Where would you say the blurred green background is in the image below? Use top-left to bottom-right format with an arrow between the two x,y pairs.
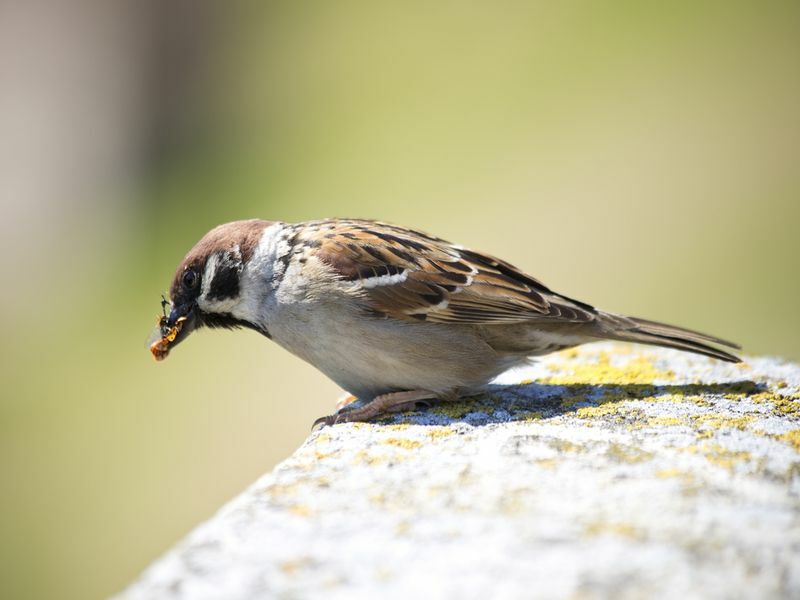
1,1 -> 798,598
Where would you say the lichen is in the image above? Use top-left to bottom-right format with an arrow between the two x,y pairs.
431,399 -> 495,419
691,414 -> 754,431
383,438 -> 422,450
780,429 -> 800,452
351,450 -> 385,466
646,416 -> 686,427
583,521 -> 643,540
278,556 -> 315,575
542,351 -> 675,386
314,451 -> 338,461
575,404 -> 645,426
605,443 -> 654,464
683,443 -> 752,470
547,439 -> 582,453
288,504 -> 314,517
384,423 -> 411,431
516,410 -> 544,421
427,427 -> 456,439
655,468 -> 690,479
746,391 -> 800,418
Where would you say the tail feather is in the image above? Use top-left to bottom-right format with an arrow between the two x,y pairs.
599,313 -> 742,363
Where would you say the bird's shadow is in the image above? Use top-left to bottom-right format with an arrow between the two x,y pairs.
380,379 -> 766,428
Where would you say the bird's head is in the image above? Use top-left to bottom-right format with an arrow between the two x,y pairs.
149,219 -> 273,360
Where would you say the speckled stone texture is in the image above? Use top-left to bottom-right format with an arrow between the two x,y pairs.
118,343 -> 800,600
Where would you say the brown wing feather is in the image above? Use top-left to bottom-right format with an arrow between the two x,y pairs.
299,219 -> 598,325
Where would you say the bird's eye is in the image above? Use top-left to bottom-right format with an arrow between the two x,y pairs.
182,269 -> 199,290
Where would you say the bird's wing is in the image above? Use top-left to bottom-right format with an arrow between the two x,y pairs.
297,219 -> 598,324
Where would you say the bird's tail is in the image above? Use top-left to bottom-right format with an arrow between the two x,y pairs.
597,312 -> 741,363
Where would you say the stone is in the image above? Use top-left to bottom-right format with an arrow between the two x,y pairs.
117,343 -> 800,599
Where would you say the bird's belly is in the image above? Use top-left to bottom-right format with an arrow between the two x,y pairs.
265,301 -> 509,399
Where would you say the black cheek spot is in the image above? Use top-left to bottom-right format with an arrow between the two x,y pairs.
208,264 -> 240,301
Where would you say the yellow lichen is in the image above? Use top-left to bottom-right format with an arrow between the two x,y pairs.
383,438 -> 422,450
288,504 -> 314,517
351,450 -> 384,466
395,521 -> 412,536
279,556 -> 314,574
583,521 -> 642,540
547,439 -> 582,453
606,442 -> 654,464
655,468 -> 688,479
691,414 -> 753,431
315,433 -> 331,445
431,400 -> 493,418
385,423 -> 411,431
747,392 -> 800,417
542,351 -> 675,386
427,427 -> 455,439
575,404 -> 644,425
646,416 -> 686,427
560,348 -> 580,359
771,396 -> 800,417
267,483 -> 299,496
517,410 -> 544,421
683,443 -> 752,470
781,429 -> 800,452
575,404 -> 622,418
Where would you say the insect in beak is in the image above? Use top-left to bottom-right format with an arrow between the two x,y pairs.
148,295 -> 190,361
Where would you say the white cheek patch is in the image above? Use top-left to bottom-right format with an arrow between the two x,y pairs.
197,250 -> 242,314
200,254 -> 219,299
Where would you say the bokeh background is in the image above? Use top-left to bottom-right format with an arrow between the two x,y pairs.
1,2 -> 798,598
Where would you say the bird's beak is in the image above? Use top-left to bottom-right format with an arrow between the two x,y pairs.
149,303 -> 198,361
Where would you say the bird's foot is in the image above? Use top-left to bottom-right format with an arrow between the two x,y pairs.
311,390 -> 437,429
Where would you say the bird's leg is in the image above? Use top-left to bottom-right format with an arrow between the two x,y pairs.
312,390 -> 438,429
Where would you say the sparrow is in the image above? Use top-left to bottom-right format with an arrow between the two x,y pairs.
150,218 -> 740,426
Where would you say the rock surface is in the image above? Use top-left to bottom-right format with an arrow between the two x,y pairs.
118,343 -> 800,599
